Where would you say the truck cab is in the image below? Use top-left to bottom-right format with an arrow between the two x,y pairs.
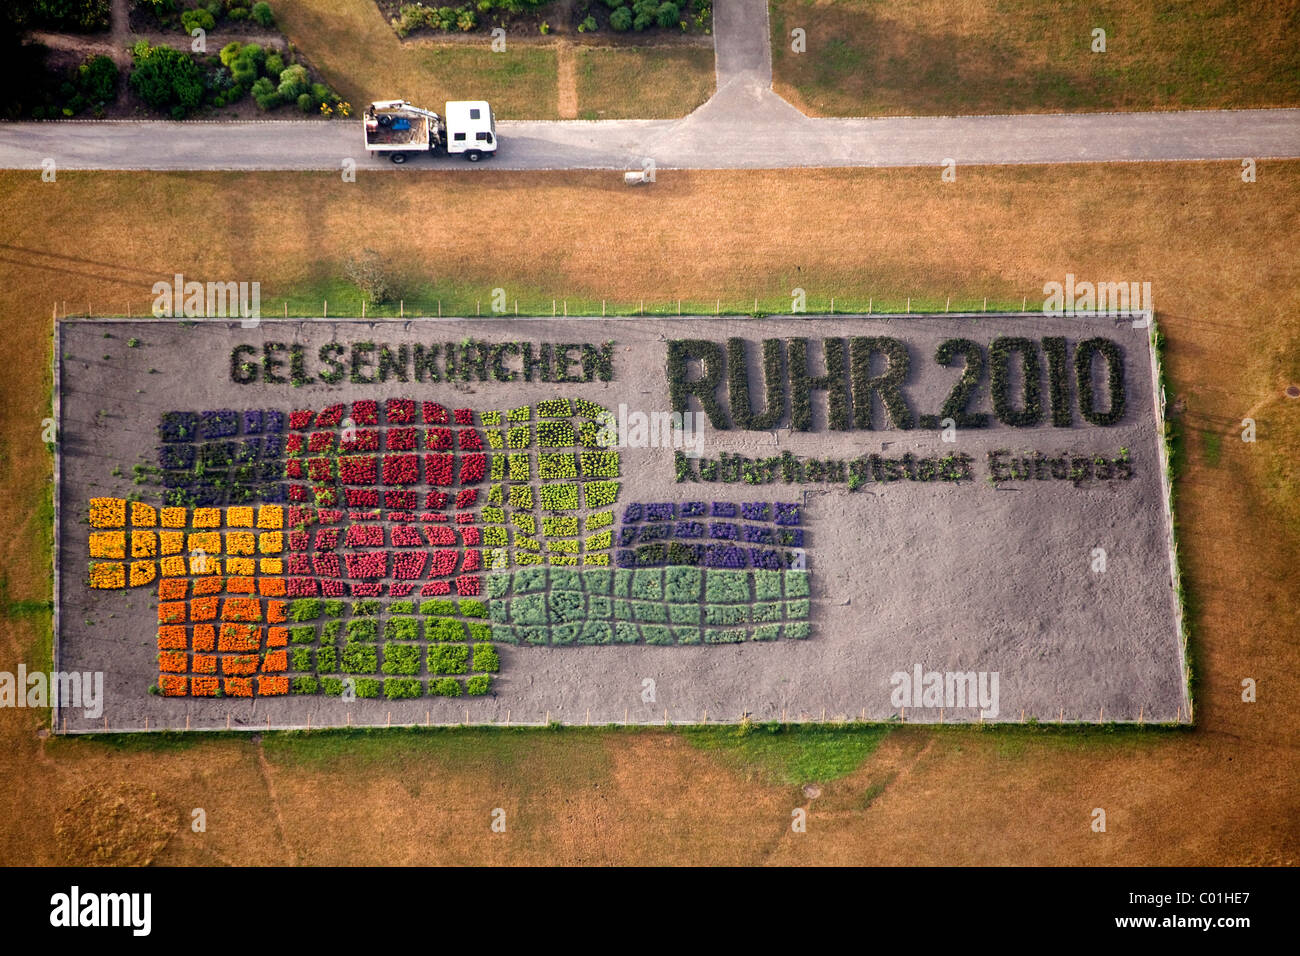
443,100 -> 496,162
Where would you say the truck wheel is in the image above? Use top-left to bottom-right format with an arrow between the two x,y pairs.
466,150 -> 482,163
390,152 -> 407,164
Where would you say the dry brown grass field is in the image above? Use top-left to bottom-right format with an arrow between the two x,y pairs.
0,163 -> 1296,865
770,0 -> 1300,116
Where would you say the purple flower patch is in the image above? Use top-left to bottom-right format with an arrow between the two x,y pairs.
774,503 -> 801,526
710,501 -> 736,518
622,503 -> 644,523
704,544 -> 747,568
750,548 -> 785,570
741,502 -> 770,521
646,503 -> 675,521
742,524 -> 774,544
674,521 -> 706,539
680,501 -> 707,517
709,522 -> 738,540
776,527 -> 804,548
200,409 -> 240,439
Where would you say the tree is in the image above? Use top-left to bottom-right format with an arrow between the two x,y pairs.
344,249 -> 395,305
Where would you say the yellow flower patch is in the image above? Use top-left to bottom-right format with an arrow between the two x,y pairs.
257,505 -> 283,530
258,531 -> 282,554
225,557 -> 255,576
160,507 -> 187,528
160,555 -> 187,577
159,530 -> 184,555
89,531 -> 125,560
225,531 -> 255,556
186,531 -> 221,555
130,502 -> 157,527
129,561 -> 156,587
227,506 -> 255,527
89,562 -> 125,588
131,531 -> 157,558
259,558 -> 283,575
89,498 -> 126,528
192,508 -> 221,528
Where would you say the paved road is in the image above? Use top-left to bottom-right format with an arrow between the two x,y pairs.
2,0 -> 1298,172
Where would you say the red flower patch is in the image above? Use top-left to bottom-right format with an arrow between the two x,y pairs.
426,427 -> 453,450
393,551 -> 428,579
289,410 -> 314,430
458,453 -> 486,484
344,551 -> 387,578
382,454 -> 419,485
384,490 -> 417,510
288,484 -> 310,502
426,454 -> 454,486
339,456 -> 377,484
454,408 -> 473,425
386,398 -> 416,423
288,506 -> 315,527
352,399 -> 379,425
317,509 -> 343,524
420,512 -> 449,522
344,524 -> 384,547
351,582 -> 383,596
288,531 -> 309,551
308,431 -> 336,453
390,525 -> 423,547
342,429 -> 380,451
458,428 -> 483,450
425,491 -> 449,510
286,433 -> 304,454
316,403 -> 345,427
312,554 -> 342,577
455,512 -> 476,524
423,402 -> 449,424
430,549 -> 459,576
314,528 -> 340,550
307,457 -> 333,481
321,579 -> 346,596
345,488 -> 380,507
424,525 -> 456,546
287,554 -> 312,574
287,578 -> 319,596
389,582 -> 416,597
460,526 -> 482,547
455,575 -> 482,596
454,488 -> 479,509
461,550 -> 482,573
421,581 -> 451,596
285,459 -> 304,478
386,427 -> 418,451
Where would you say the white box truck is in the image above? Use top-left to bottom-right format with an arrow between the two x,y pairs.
363,99 -> 497,164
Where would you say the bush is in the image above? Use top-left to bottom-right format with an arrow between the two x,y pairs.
610,6 -> 632,30
219,41 -> 244,67
251,1 -> 274,27
128,42 -> 204,116
180,9 -> 215,33
656,2 -> 678,27
296,91 -> 311,112
430,677 -> 463,697
263,52 -> 284,79
77,54 -> 117,104
250,75 -> 278,110
28,0 -> 112,31
276,63 -> 309,99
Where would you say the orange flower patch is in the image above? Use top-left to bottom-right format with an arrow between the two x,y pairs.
223,677 -> 253,697
261,650 -> 287,672
221,596 -> 261,621
158,578 -> 188,600
191,675 -> 219,697
158,601 -> 186,623
222,654 -> 258,676
157,625 -> 187,650
190,595 -> 219,621
159,675 -> 187,696
258,576 -> 286,596
267,626 -> 289,647
192,654 -> 217,674
192,624 -> 216,652
193,575 -> 224,596
257,676 -> 289,696
266,601 -> 286,624
158,651 -> 188,673
217,623 -> 260,652
225,577 -> 256,595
